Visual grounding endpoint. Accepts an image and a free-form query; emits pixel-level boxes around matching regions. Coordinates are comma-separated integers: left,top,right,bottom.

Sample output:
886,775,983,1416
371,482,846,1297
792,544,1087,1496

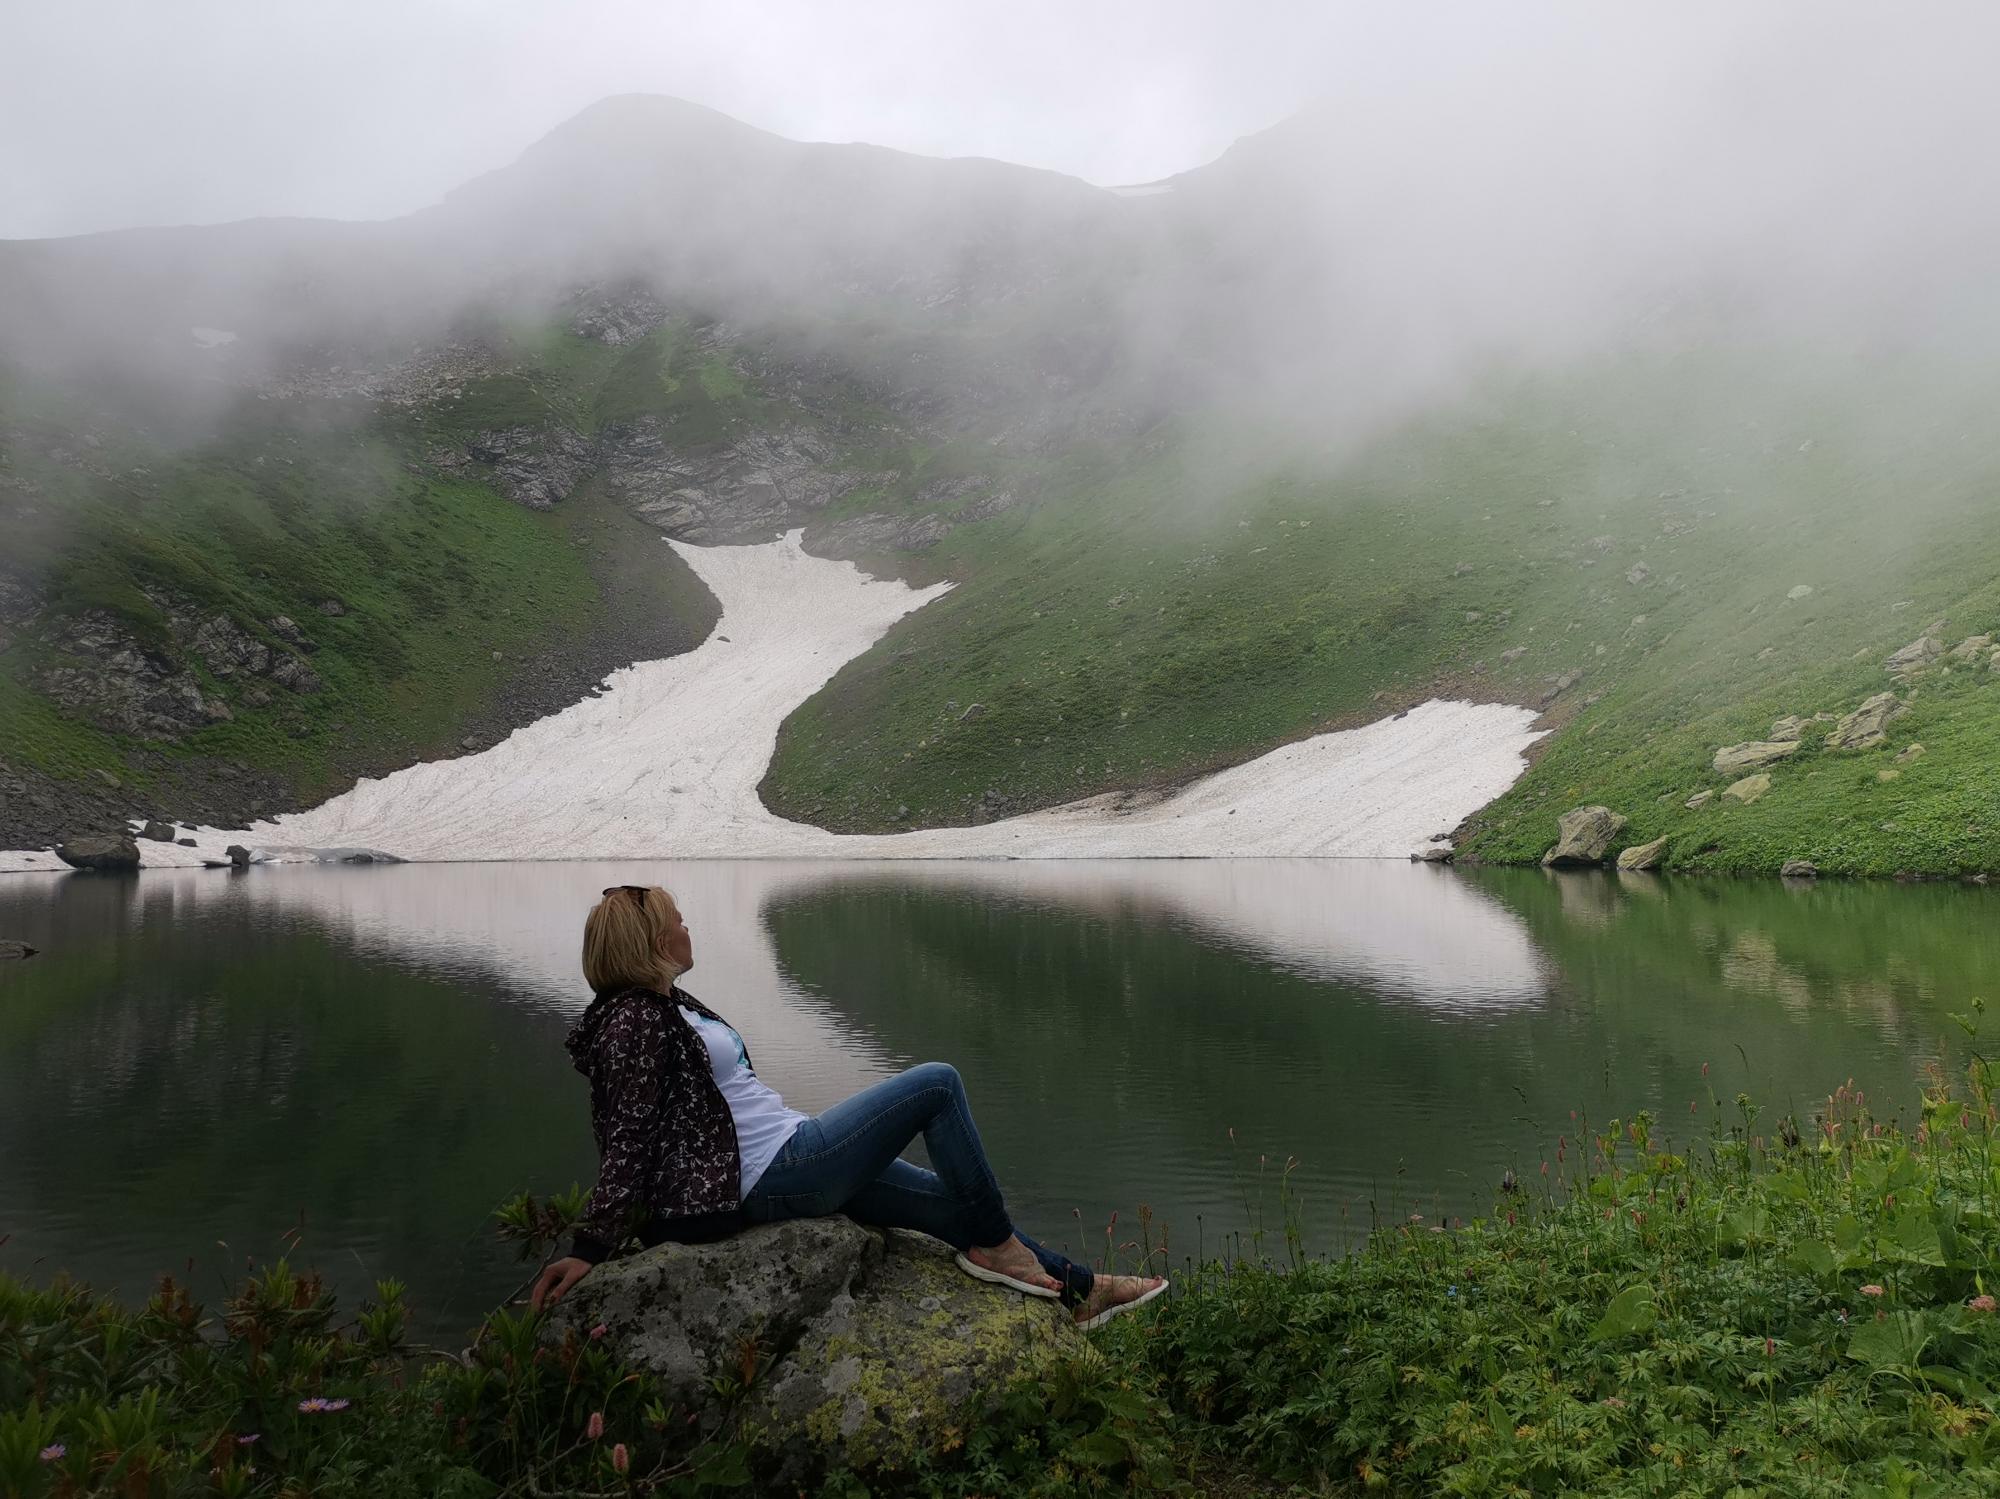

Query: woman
529,884,1166,1329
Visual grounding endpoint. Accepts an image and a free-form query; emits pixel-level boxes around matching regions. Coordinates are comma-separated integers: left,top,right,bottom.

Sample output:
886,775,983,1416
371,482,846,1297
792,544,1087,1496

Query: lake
2,860,1992,1334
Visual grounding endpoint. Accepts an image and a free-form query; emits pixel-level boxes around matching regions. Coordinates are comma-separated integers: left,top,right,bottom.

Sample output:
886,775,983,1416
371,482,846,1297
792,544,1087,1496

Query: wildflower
612,1442,630,1474
40,1445,65,1462
298,1397,329,1413
1602,1396,1627,1409
326,1399,350,1412
590,1323,608,1340
1409,1213,1423,1223
1447,1286,1458,1297
587,1411,606,1440
1971,1295,1997,1313
1885,1194,1896,1208
1765,1337,1776,1357
237,1434,260,1446
1701,1062,1709,1077
1860,1284,1885,1298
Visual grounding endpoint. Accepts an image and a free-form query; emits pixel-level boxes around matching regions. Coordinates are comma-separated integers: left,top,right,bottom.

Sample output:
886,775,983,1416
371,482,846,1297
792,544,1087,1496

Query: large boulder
1712,740,1799,775
1829,692,1907,750
1542,806,1627,867
545,1219,1076,1486
1616,836,1670,872
55,836,140,872
1768,715,1808,742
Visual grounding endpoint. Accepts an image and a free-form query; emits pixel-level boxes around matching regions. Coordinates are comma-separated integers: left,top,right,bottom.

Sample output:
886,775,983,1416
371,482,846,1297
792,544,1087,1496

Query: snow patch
3,531,1543,871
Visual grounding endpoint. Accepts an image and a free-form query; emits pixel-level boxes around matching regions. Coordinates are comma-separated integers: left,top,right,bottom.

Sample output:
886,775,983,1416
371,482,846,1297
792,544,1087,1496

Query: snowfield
2,531,1544,871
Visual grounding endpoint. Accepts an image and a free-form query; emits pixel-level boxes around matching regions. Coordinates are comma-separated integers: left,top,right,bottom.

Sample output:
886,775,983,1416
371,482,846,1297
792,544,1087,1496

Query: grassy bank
11,1054,2000,1497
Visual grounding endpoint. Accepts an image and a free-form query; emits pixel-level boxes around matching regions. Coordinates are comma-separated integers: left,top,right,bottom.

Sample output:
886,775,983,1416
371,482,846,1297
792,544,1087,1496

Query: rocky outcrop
1769,715,1807,742
1684,789,1715,810
55,836,140,872
460,423,601,509
1542,805,1627,866
1712,740,1798,775
544,1218,1075,1487
1885,635,1943,677
1616,835,1669,872
1829,692,1907,750
1949,634,1994,663
36,611,231,739
609,426,872,542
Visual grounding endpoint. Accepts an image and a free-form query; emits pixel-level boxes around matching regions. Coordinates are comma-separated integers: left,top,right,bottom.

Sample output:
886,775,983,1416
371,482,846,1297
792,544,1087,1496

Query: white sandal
955,1252,1061,1299
1075,1277,1169,1331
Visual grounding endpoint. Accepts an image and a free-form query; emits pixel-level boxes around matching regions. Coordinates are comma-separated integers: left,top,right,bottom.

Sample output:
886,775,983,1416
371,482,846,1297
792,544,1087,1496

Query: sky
0,0,1370,240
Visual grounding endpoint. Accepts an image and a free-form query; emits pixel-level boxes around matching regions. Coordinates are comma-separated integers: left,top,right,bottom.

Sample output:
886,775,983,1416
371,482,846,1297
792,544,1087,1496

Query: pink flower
1971,1295,1997,1313
237,1434,260,1446
1860,1284,1885,1298
611,1442,630,1474
298,1397,329,1413
325,1399,350,1412
590,1323,608,1340
587,1411,605,1440
39,1445,65,1462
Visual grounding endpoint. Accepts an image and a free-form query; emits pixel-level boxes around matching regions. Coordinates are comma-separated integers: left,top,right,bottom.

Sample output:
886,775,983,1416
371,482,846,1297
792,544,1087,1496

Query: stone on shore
1712,740,1799,775
1542,806,1627,867
1781,859,1819,878
545,1219,1076,1486
1411,845,1453,864
139,819,177,842
55,836,140,872
1616,836,1669,872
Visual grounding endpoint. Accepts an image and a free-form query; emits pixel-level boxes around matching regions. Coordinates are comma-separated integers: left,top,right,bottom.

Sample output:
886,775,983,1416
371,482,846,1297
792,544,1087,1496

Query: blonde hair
582,885,683,995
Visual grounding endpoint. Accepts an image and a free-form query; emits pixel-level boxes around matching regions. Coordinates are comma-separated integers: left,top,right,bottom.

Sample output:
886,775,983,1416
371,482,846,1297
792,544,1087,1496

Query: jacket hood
565,985,662,1074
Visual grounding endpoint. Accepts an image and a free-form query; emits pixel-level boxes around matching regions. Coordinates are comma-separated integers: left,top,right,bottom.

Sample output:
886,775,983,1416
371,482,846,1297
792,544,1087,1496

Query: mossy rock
742,1228,1077,1485
547,1218,1076,1486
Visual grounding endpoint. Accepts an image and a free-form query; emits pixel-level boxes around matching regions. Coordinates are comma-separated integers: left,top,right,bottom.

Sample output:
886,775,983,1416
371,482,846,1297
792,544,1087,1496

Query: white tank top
679,1007,807,1196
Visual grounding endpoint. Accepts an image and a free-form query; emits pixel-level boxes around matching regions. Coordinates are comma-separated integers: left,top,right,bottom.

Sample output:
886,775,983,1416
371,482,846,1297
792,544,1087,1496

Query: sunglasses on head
604,885,651,909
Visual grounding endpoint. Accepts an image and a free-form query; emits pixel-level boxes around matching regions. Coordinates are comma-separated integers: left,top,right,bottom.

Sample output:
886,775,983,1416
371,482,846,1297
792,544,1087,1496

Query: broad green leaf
1590,1283,1658,1341
1847,1311,1931,1371
1788,1240,1838,1278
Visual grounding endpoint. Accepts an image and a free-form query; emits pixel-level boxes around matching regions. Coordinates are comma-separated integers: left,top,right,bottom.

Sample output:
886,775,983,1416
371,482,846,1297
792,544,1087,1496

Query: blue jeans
742,1062,1093,1306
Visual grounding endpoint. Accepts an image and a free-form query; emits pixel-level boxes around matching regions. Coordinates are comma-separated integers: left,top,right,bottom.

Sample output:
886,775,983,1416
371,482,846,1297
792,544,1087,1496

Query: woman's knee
904,1061,961,1096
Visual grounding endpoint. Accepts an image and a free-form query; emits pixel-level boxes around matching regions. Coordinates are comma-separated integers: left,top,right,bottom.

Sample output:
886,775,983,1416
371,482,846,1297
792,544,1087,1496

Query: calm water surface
2,860,1993,1333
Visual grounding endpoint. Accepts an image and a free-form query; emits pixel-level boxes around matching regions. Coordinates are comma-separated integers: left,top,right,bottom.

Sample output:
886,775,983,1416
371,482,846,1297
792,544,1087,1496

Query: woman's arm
535,1001,674,1306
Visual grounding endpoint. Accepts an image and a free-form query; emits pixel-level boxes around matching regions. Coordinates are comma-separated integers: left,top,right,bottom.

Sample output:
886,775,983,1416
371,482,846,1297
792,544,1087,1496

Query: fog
6,1,2000,458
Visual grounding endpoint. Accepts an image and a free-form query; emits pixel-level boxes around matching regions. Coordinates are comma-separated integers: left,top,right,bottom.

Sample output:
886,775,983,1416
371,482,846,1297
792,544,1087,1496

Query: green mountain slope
763,354,2000,875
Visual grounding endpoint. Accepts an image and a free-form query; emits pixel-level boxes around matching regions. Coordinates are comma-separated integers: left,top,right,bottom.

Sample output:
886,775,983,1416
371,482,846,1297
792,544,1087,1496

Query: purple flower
298,1397,329,1413
39,1444,65,1462
325,1399,351,1412
237,1434,261,1445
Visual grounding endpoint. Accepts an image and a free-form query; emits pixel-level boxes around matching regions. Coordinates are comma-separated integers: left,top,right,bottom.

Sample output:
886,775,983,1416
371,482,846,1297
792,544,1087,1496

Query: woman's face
659,896,694,975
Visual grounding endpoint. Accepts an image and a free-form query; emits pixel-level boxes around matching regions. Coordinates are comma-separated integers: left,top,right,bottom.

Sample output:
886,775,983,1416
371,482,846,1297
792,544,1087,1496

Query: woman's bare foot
1073,1274,1167,1329
965,1235,1062,1293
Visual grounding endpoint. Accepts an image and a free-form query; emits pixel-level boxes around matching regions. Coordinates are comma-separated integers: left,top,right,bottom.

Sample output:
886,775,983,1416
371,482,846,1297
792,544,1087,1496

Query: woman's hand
529,1256,593,1311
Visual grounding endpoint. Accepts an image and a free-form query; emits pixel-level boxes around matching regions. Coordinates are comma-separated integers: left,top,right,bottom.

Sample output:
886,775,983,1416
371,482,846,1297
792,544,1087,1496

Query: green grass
763,352,2000,873
0,382,714,813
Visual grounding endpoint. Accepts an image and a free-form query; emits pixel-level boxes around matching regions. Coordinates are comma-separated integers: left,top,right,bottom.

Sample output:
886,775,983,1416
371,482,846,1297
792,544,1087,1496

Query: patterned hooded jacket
563,985,747,1263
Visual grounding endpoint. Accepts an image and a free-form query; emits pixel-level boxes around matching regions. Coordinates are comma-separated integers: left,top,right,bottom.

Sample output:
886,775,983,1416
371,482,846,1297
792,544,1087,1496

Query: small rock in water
0,940,39,961
1412,846,1453,864
225,844,252,869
